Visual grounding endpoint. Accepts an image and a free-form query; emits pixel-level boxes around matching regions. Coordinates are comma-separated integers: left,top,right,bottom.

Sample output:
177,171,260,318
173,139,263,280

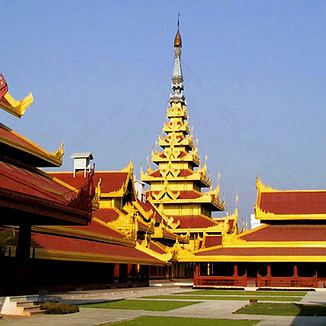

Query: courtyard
1,286,326,326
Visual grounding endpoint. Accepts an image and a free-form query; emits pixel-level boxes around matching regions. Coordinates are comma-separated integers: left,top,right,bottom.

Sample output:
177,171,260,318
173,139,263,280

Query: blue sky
2,1,326,224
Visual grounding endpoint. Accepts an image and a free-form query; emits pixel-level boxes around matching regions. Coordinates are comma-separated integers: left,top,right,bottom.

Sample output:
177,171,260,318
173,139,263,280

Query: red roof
241,225,326,242
163,228,187,242
149,170,162,177
0,161,93,224
0,95,11,107
259,191,326,215
177,190,201,199
51,171,129,194
148,241,167,254
93,208,120,223
228,219,235,231
31,232,163,265
0,74,8,99
195,247,326,257
137,200,163,223
179,170,193,177
137,240,167,255
203,236,222,248
0,161,72,205
172,215,218,228
138,219,150,232
0,123,60,167
71,219,126,240
156,151,189,160
148,169,193,178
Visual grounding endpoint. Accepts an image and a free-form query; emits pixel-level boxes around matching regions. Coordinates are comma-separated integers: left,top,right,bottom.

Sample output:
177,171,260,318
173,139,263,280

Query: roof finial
170,15,184,104
174,15,182,48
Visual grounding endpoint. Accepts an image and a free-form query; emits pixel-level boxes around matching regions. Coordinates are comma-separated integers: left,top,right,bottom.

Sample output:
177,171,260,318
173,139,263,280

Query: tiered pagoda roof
141,25,224,234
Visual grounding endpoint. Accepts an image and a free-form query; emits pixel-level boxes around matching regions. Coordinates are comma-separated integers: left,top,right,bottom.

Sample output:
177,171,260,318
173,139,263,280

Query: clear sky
2,1,326,225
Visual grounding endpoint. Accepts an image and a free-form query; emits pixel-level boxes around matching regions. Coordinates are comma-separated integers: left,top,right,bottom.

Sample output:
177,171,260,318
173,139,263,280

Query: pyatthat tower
141,25,226,246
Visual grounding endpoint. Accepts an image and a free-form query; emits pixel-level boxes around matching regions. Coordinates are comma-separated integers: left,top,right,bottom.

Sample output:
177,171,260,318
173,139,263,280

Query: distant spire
170,14,185,104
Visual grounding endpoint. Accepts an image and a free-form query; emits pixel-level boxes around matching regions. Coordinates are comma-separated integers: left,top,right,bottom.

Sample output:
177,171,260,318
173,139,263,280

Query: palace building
1,21,326,299
183,178,326,288
141,25,237,254
0,74,96,295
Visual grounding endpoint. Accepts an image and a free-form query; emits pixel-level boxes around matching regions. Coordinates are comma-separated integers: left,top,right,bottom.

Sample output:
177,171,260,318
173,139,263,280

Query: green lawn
81,299,200,311
101,316,260,326
178,290,307,297
235,303,326,316
143,295,301,302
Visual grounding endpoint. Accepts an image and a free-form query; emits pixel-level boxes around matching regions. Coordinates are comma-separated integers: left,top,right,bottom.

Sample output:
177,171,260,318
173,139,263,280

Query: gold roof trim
0,92,33,118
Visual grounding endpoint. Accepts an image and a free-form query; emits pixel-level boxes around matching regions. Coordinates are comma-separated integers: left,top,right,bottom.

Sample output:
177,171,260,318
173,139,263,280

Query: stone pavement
1,287,326,326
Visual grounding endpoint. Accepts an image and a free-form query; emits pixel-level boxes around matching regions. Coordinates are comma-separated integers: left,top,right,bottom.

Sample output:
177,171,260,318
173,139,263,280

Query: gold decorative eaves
135,241,171,263
172,245,196,261
160,161,180,178
122,160,134,174
0,92,33,118
151,189,180,201
146,155,153,174
167,105,188,119
256,176,277,192
134,200,153,221
222,231,246,246
163,119,189,134
92,178,101,210
163,146,182,160
50,142,64,164
151,150,200,165
193,168,211,186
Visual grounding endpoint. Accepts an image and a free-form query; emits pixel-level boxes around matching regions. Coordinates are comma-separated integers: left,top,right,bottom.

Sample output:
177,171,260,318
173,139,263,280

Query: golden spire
174,13,182,48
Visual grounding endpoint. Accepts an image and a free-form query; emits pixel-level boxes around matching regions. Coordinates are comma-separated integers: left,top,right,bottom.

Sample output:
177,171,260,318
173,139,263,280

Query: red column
267,265,271,277
233,265,238,277
293,265,298,277
194,265,199,285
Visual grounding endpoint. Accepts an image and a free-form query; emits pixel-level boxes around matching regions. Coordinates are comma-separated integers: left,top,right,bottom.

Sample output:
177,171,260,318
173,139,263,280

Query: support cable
110,62,172,159
182,59,299,189
68,59,174,154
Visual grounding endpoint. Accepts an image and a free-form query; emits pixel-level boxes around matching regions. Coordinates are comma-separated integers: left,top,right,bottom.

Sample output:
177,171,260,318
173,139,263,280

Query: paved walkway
1,287,326,326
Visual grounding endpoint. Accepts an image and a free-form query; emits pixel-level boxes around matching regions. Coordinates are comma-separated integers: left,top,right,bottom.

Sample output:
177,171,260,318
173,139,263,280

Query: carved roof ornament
0,74,8,99
122,160,134,174
256,176,276,192
0,89,34,119
146,155,153,174
92,178,102,209
152,178,180,201
67,163,96,220
50,142,64,163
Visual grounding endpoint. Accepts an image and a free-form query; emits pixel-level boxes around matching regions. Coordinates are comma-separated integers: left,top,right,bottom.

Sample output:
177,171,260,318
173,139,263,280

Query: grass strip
178,290,307,297
235,302,326,316
81,299,200,311
101,316,260,326
143,295,301,302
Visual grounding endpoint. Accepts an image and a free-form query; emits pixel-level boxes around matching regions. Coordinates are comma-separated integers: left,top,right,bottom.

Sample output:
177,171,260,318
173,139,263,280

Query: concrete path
1,287,326,326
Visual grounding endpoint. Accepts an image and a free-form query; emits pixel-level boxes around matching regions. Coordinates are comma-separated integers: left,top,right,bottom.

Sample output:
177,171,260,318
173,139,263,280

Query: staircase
1,295,46,317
